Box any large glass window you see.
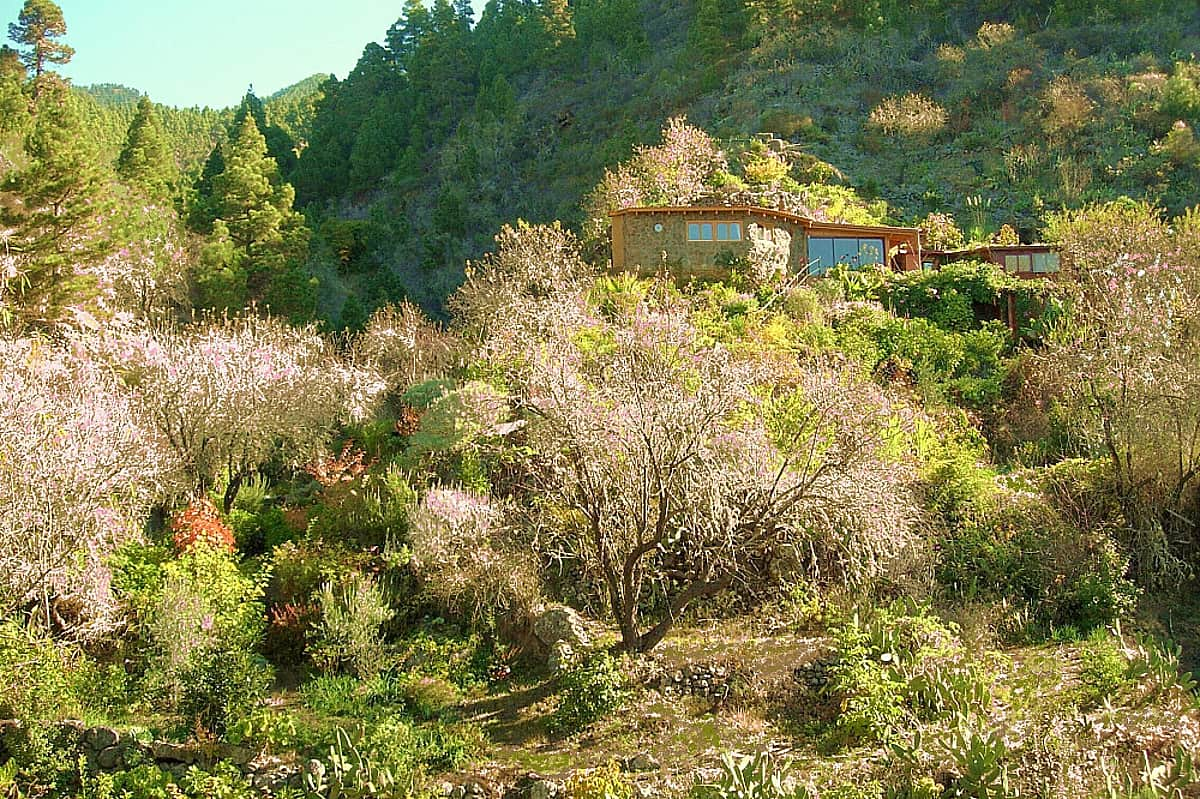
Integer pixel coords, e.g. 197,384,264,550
688,221,741,241
807,236,885,275
1032,252,1060,273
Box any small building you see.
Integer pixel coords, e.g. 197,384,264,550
609,205,922,279
922,243,1061,279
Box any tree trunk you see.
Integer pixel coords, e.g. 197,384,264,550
222,471,246,514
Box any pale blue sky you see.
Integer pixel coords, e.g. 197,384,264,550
0,0,484,108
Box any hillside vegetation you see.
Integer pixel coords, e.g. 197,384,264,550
1,1,1200,799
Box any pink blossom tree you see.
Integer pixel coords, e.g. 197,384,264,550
0,335,176,637
496,295,916,652
583,117,728,243
1040,201,1200,584
92,315,385,512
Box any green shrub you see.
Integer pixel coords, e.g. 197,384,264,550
1075,631,1132,709
0,621,81,722
827,604,992,745
565,760,635,799
549,653,629,735
176,647,273,737
369,674,463,721
302,673,364,717
227,505,293,555
305,466,415,548
310,573,394,678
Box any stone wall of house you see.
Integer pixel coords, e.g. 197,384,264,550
615,210,808,279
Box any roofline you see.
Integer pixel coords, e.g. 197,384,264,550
924,243,1059,255
608,205,919,234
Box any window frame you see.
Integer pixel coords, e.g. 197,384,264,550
687,220,742,242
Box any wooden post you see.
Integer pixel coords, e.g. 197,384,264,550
1006,291,1018,339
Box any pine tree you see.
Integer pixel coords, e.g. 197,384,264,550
541,0,576,52
8,0,73,90
202,113,313,319
0,45,28,134
0,78,109,322
690,0,725,59
116,95,177,201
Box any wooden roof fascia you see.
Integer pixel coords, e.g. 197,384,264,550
608,205,920,235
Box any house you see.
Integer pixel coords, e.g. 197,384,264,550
609,205,922,279
922,243,1061,279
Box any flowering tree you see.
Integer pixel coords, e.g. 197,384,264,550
408,487,541,624
450,220,595,337
0,335,175,637
1040,201,1200,584
501,297,915,652
353,300,458,396
583,117,728,242
93,315,385,511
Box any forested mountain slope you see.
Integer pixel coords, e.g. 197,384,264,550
282,0,1200,319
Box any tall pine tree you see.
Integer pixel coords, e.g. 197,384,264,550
8,0,73,93
197,113,313,320
0,78,109,323
116,95,177,202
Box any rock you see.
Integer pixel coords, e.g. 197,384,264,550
213,743,254,766
96,745,123,770
528,780,558,799
151,741,200,764
533,605,590,650
84,726,119,752
548,640,577,673
621,753,661,772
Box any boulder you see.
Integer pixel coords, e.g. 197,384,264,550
83,726,119,752
95,745,124,770
151,741,201,765
621,753,661,772
533,605,590,650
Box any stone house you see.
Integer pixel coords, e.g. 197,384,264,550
608,205,922,279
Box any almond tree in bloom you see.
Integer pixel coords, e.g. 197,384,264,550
498,295,916,652
92,316,385,512
583,117,728,242
353,300,458,397
1040,202,1200,585
408,487,541,624
0,335,175,637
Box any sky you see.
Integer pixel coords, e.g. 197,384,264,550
0,0,485,109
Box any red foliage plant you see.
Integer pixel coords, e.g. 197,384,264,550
171,497,236,553
304,442,373,488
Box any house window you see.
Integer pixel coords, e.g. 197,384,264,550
1004,254,1032,273
1031,252,1060,273
716,222,742,241
806,236,885,276
688,221,742,241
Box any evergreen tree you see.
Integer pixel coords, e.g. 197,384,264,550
200,113,313,320
7,0,73,89
0,78,109,322
116,95,177,201
690,0,726,59
0,45,28,134
387,0,432,72
541,0,576,52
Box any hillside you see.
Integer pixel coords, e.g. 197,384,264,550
283,1,1200,320
71,75,328,176
4,2,1200,798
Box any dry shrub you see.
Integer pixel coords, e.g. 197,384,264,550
408,487,542,627
1043,77,1095,138
869,94,948,138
